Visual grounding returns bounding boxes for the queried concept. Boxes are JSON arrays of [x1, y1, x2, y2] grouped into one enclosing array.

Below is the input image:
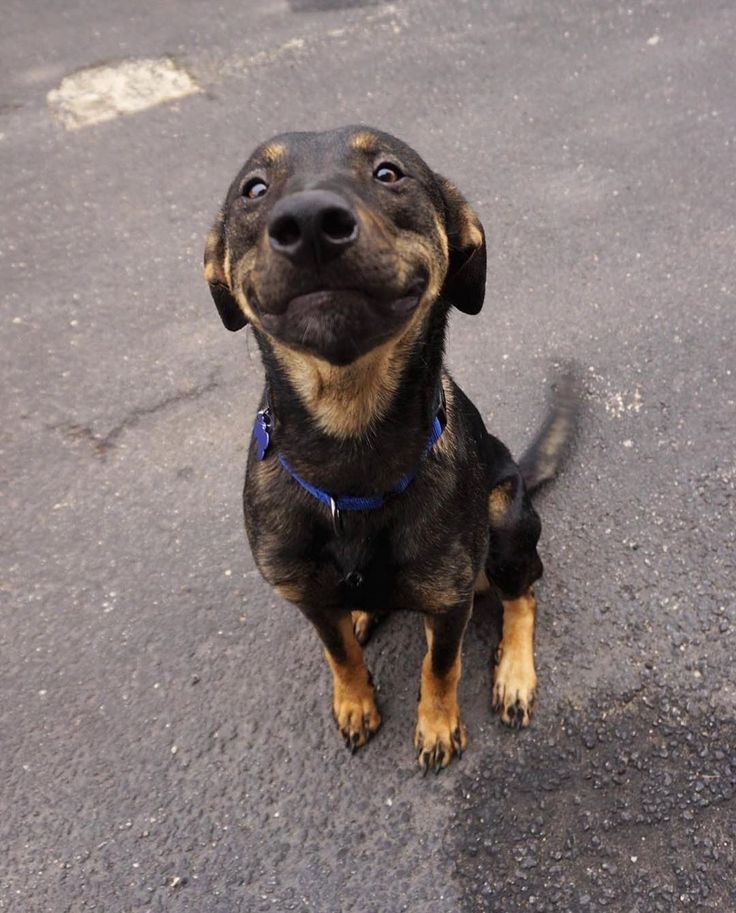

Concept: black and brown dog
[[204, 125, 576, 772]]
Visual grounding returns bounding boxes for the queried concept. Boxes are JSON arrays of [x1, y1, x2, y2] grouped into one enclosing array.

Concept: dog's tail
[[518, 364, 581, 495]]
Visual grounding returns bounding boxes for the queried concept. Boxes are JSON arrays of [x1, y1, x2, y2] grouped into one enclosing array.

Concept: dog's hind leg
[[492, 588, 537, 728], [484, 473, 543, 728], [351, 610, 377, 646], [473, 569, 491, 596]]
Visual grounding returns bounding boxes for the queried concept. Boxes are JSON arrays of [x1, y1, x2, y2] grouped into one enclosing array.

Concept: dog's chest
[[251, 502, 480, 616], [325, 529, 396, 613]]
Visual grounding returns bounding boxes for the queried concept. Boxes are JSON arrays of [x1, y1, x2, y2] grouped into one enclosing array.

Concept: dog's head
[[204, 125, 486, 366]]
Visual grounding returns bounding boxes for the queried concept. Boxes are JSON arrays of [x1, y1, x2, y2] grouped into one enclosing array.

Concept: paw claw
[[333, 685, 381, 753], [415, 716, 466, 774], [493, 686, 535, 729], [492, 651, 537, 730]]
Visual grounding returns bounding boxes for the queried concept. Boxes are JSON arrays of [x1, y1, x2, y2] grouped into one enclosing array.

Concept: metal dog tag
[[253, 409, 271, 461]]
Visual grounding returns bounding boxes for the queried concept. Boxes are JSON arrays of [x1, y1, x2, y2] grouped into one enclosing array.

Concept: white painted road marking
[[47, 57, 200, 130]]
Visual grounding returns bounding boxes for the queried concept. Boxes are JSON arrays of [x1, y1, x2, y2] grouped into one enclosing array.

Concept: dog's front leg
[[304, 608, 381, 752], [415, 600, 471, 773]]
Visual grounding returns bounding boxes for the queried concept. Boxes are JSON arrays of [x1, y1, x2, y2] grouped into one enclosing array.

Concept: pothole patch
[[47, 57, 200, 130]]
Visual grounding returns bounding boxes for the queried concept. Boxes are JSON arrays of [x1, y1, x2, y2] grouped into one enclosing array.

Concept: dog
[[204, 125, 577, 772]]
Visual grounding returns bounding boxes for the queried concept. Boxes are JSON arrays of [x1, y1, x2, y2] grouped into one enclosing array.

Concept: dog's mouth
[[250, 278, 427, 365]]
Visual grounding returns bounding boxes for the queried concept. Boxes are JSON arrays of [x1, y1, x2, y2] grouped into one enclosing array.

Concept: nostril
[[321, 207, 357, 243], [270, 215, 301, 249]]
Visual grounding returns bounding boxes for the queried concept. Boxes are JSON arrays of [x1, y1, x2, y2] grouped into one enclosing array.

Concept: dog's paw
[[333, 685, 381, 753], [351, 610, 376, 646], [492, 647, 537, 729], [414, 708, 467, 775]]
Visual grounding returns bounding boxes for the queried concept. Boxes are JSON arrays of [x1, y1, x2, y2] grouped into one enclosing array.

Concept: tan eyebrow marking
[[462, 219, 484, 250], [351, 131, 378, 154], [261, 142, 286, 166]]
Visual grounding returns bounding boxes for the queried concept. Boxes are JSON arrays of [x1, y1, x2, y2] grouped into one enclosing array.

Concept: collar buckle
[[253, 408, 272, 461], [329, 497, 343, 534]]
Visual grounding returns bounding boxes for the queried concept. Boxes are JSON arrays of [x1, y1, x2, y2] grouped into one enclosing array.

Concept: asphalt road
[[2, 1, 735, 911]]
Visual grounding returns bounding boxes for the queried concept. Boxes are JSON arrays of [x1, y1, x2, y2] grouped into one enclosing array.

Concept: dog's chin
[[256, 288, 422, 366]]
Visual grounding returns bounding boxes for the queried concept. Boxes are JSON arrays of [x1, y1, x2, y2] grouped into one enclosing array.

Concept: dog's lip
[[285, 286, 420, 313], [249, 277, 428, 364], [258, 276, 428, 318]]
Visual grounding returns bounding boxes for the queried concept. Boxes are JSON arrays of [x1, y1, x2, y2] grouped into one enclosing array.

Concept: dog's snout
[[268, 190, 358, 265]]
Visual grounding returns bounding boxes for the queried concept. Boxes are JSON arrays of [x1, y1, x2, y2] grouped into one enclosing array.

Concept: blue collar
[[252, 387, 446, 525]]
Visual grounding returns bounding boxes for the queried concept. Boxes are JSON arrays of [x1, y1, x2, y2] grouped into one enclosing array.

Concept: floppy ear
[[437, 178, 487, 315], [203, 210, 248, 332]]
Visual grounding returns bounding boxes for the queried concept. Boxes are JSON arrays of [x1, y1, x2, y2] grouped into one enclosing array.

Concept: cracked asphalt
[[2, 1, 735, 911]]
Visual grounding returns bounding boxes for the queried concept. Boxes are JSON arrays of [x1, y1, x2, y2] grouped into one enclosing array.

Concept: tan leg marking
[[492, 588, 537, 728], [488, 480, 514, 525], [474, 569, 491, 596], [324, 615, 381, 752], [350, 610, 376, 646], [415, 625, 467, 773]]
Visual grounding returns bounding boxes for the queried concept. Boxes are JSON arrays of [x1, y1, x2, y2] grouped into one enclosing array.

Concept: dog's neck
[[253, 312, 448, 495]]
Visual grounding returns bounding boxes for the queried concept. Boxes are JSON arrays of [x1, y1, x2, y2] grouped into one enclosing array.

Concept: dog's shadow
[[464, 592, 504, 726], [365, 593, 503, 734], [469, 590, 503, 653]]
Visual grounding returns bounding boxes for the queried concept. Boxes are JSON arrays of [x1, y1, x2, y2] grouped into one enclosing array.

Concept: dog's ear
[[437, 178, 487, 315], [204, 210, 248, 332]]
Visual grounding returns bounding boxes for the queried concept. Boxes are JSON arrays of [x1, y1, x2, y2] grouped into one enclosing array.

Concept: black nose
[[268, 190, 359, 266]]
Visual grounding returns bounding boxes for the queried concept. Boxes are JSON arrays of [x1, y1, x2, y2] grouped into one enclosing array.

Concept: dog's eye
[[374, 163, 404, 184], [242, 178, 269, 200]]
